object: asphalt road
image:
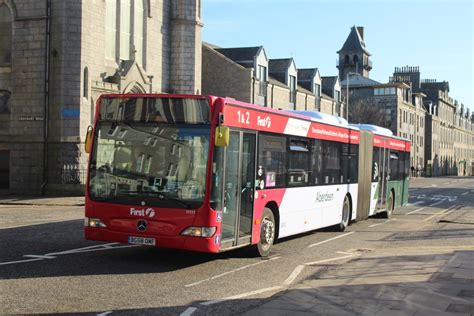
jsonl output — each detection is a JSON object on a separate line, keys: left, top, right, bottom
{"left": 0, "top": 176, "right": 473, "bottom": 315}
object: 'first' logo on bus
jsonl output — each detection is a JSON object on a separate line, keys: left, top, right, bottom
{"left": 130, "top": 207, "right": 156, "bottom": 218}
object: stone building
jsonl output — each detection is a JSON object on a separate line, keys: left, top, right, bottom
{"left": 0, "top": 0, "right": 202, "bottom": 194}
{"left": 391, "top": 66, "right": 474, "bottom": 176}
{"left": 341, "top": 73, "right": 426, "bottom": 169}
{"left": 202, "top": 43, "right": 344, "bottom": 116}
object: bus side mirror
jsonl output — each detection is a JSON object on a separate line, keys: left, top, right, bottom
{"left": 215, "top": 126, "right": 229, "bottom": 147}
{"left": 85, "top": 125, "right": 93, "bottom": 153}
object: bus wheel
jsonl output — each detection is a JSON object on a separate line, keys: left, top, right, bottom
{"left": 382, "top": 191, "right": 394, "bottom": 219}
{"left": 337, "top": 196, "right": 351, "bottom": 232}
{"left": 257, "top": 208, "right": 275, "bottom": 257}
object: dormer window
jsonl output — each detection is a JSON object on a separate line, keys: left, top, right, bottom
{"left": 314, "top": 83, "right": 321, "bottom": 97}
{"left": 257, "top": 65, "right": 267, "bottom": 82}
{"left": 289, "top": 75, "right": 296, "bottom": 103}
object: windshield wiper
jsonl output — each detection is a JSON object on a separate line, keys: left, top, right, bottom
{"left": 125, "top": 191, "right": 192, "bottom": 208}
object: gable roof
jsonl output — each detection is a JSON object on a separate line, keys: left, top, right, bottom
{"left": 337, "top": 26, "right": 371, "bottom": 55}
{"left": 269, "top": 58, "right": 293, "bottom": 73}
{"left": 214, "top": 46, "right": 263, "bottom": 68}
{"left": 340, "top": 73, "right": 380, "bottom": 87}
{"left": 298, "top": 68, "right": 318, "bottom": 81}
{"left": 321, "top": 76, "right": 339, "bottom": 97}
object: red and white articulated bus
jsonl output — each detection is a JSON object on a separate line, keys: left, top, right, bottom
{"left": 84, "top": 94, "right": 410, "bottom": 256}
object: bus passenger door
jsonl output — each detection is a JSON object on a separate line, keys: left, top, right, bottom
{"left": 220, "top": 131, "right": 256, "bottom": 248}
{"left": 377, "top": 141, "right": 389, "bottom": 210}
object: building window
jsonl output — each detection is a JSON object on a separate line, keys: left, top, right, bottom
{"left": 334, "top": 90, "right": 340, "bottom": 102}
{"left": 353, "top": 55, "right": 358, "bottom": 63}
{"left": 314, "top": 83, "right": 321, "bottom": 97}
{"left": 258, "top": 65, "right": 267, "bottom": 82}
{"left": 133, "top": 0, "right": 145, "bottom": 66}
{"left": 83, "top": 67, "right": 89, "bottom": 98}
{"left": 105, "top": 0, "right": 117, "bottom": 61}
{"left": 0, "top": 90, "right": 10, "bottom": 113}
{"left": 344, "top": 55, "right": 349, "bottom": 64}
{"left": 289, "top": 75, "right": 296, "bottom": 103}
{"left": 120, "top": 0, "right": 131, "bottom": 60}
{"left": 106, "top": 0, "right": 146, "bottom": 66}
{"left": 0, "top": 4, "right": 12, "bottom": 65}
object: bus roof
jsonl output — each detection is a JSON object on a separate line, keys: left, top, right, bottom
{"left": 350, "top": 124, "right": 393, "bottom": 136}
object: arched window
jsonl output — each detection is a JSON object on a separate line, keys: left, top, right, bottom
{"left": 353, "top": 55, "right": 359, "bottom": 63}
{"left": 344, "top": 55, "right": 349, "bottom": 64}
{"left": 0, "top": 4, "right": 12, "bottom": 65}
{"left": 83, "top": 67, "right": 89, "bottom": 98}
{"left": 0, "top": 90, "right": 10, "bottom": 113}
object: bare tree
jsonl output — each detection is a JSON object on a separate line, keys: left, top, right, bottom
{"left": 348, "top": 98, "right": 392, "bottom": 128}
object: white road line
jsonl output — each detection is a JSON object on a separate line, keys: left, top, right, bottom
{"left": 335, "top": 251, "right": 354, "bottom": 255}
{"left": 283, "top": 265, "right": 305, "bottom": 286}
{"left": 0, "top": 258, "right": 44, "bottom": 266}
{"left": 305, "top": 254, "right": 356, "bottom": 266}
{"left": 407, "top": 207, "right": 425, "bottom": 215}
{"left": 461, "top": 191, "right": 470, "bottom": 196}
{"left": 200, "top": 286, "right": 283, "bottom": 306}
{"left": 48, "top": 243, "right": 120, "bottom": 255}
{"left": 185, "top": 256, "right": 281, "bottom": 287}
{"left": 23, "top": 254, "right": 56, "bottom": 259}
{"left": 407, "top": 201, "right": 424, "bottom": 206}
{"left": 307, "top": 231, "right": 355, "bottom": 248}
{"left": 443, "top": 182, "right": 450, "bottom": 185}
{"left": 48, "top": 244, "right": 138, "bottom": 256}
{"left": 97, "top": 311, "right": 113, "bottom": 316}
{"left": 423, "top": 184, "right": 437, "bottom": 188}
{"left": 423, "top": 205, "right": 457, "bottom": 222}
{"left": 180, "top": 307, "right": 197, "bottom": 316}
{"left": 428, "top": 201, "right": 443, "bottom": 207}
{"left": 368, "top": 219, "right": 392, "bottom": 228}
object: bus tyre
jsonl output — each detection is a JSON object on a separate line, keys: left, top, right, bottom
{"left": 337, "top": 196, "right": 351, "bottom": 232}
{"left": 383, "top": 191, "right": 394, "bottom": 219}
{"left": 257, "top": 208, "right": 275, "bottom": 257}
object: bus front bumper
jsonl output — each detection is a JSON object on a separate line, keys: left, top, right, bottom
{"left": 84, "top": 227, "right": 220, "bottom": 253}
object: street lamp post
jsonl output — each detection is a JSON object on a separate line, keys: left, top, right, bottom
{"left": 346, "top": 72, "right": 357, "bottom": 121}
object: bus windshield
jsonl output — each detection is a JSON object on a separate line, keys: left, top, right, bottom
{"left": 88, "top": 97, "right": 211, "bottom": 209}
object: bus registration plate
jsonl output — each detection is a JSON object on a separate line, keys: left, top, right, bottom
{"left": 128, "top": 236, "right": 156, "bottom": 246}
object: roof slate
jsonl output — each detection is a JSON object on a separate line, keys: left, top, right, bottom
{"left": 269, "top": 59, "right": 292, "bottom": 73}
{"left": 321, "top": 76, "right": 338, "bottom": 97}
{"left": 214, "top": 46, "right": 262, "bottom": 68}
{"left": 337, "top": 26, "right": 371, "bottom": 55}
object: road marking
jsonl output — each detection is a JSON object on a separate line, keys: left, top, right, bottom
{"left": 23, "top": 254, "right": 56, "bottom": 259}
{"left": 461, "top": 191, "right": 470, "bottom": 196}
{"left": 368, "top": 219, "right": 392, "bottom": 228}
{"left": 423, "top": 184, "right": 437, "bottom": 188}
{"left": 407, "top": 201, "right": 424, "bottom": 206}
{"left": 201, "top": 286, "right": 283, "bottom": 306}
{"left": 443, "top": 182, "right": 451, "bottom": 185}
{"left": 184, "top": 256, "right": 281, "bottom": 287}
{"left": 0, "top": 258, "right": 44, "bottom": 266}
{"left": 305, "top": 254, "right": 356, "bottom": 266}
{"left": 97, "top": 312, "right": 113, "bottom": 316}
{"left": 0, "top": 243, "right": 139, "bottom": 266}
{"left": 423, "top": 205, "right": 457, "bottom": 222}
{"left": 283, "top": 265, "right": 305, "bottom": 286}
{"left": 307, "top": 231, "right": 355, "bottom": 248}
{"left": 180, "top": 307, "right": 197, "bottom": 316}
{"left": 428, "top": 201, "right": 443, "bottom": 207}
{"left": 407, "top": 207, "right": 425, "bottom": 215}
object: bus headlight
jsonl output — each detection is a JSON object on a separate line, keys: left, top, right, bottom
{"left": 85, "top": 217, "right": 107, "bottom": 228}
{"left": 181, "top": 226, "right": 216, "bottom": 238}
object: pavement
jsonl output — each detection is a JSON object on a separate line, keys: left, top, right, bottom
{"left": 243, "top": 247, "right": 474, "bottom": 316}
{"left": 0, "top": 195, "right": 84, "bottom": 206}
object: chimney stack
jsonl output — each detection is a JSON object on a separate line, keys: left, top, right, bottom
{"left": 357, "top": 26, "right": 364, "bottom": 40}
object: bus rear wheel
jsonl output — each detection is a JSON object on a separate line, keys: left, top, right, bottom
{"left": 337, "top": 196, "right": 351, "bottom": 232}
{"left": 382, "top": 191, "right": 394, "bottom": 219}
{"left": 256, "top": 207, "right": 275, "bottom": 257}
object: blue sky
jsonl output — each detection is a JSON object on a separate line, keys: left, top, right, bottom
{"left": 203, "top": 0, "right": 473, "bottom": 111}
